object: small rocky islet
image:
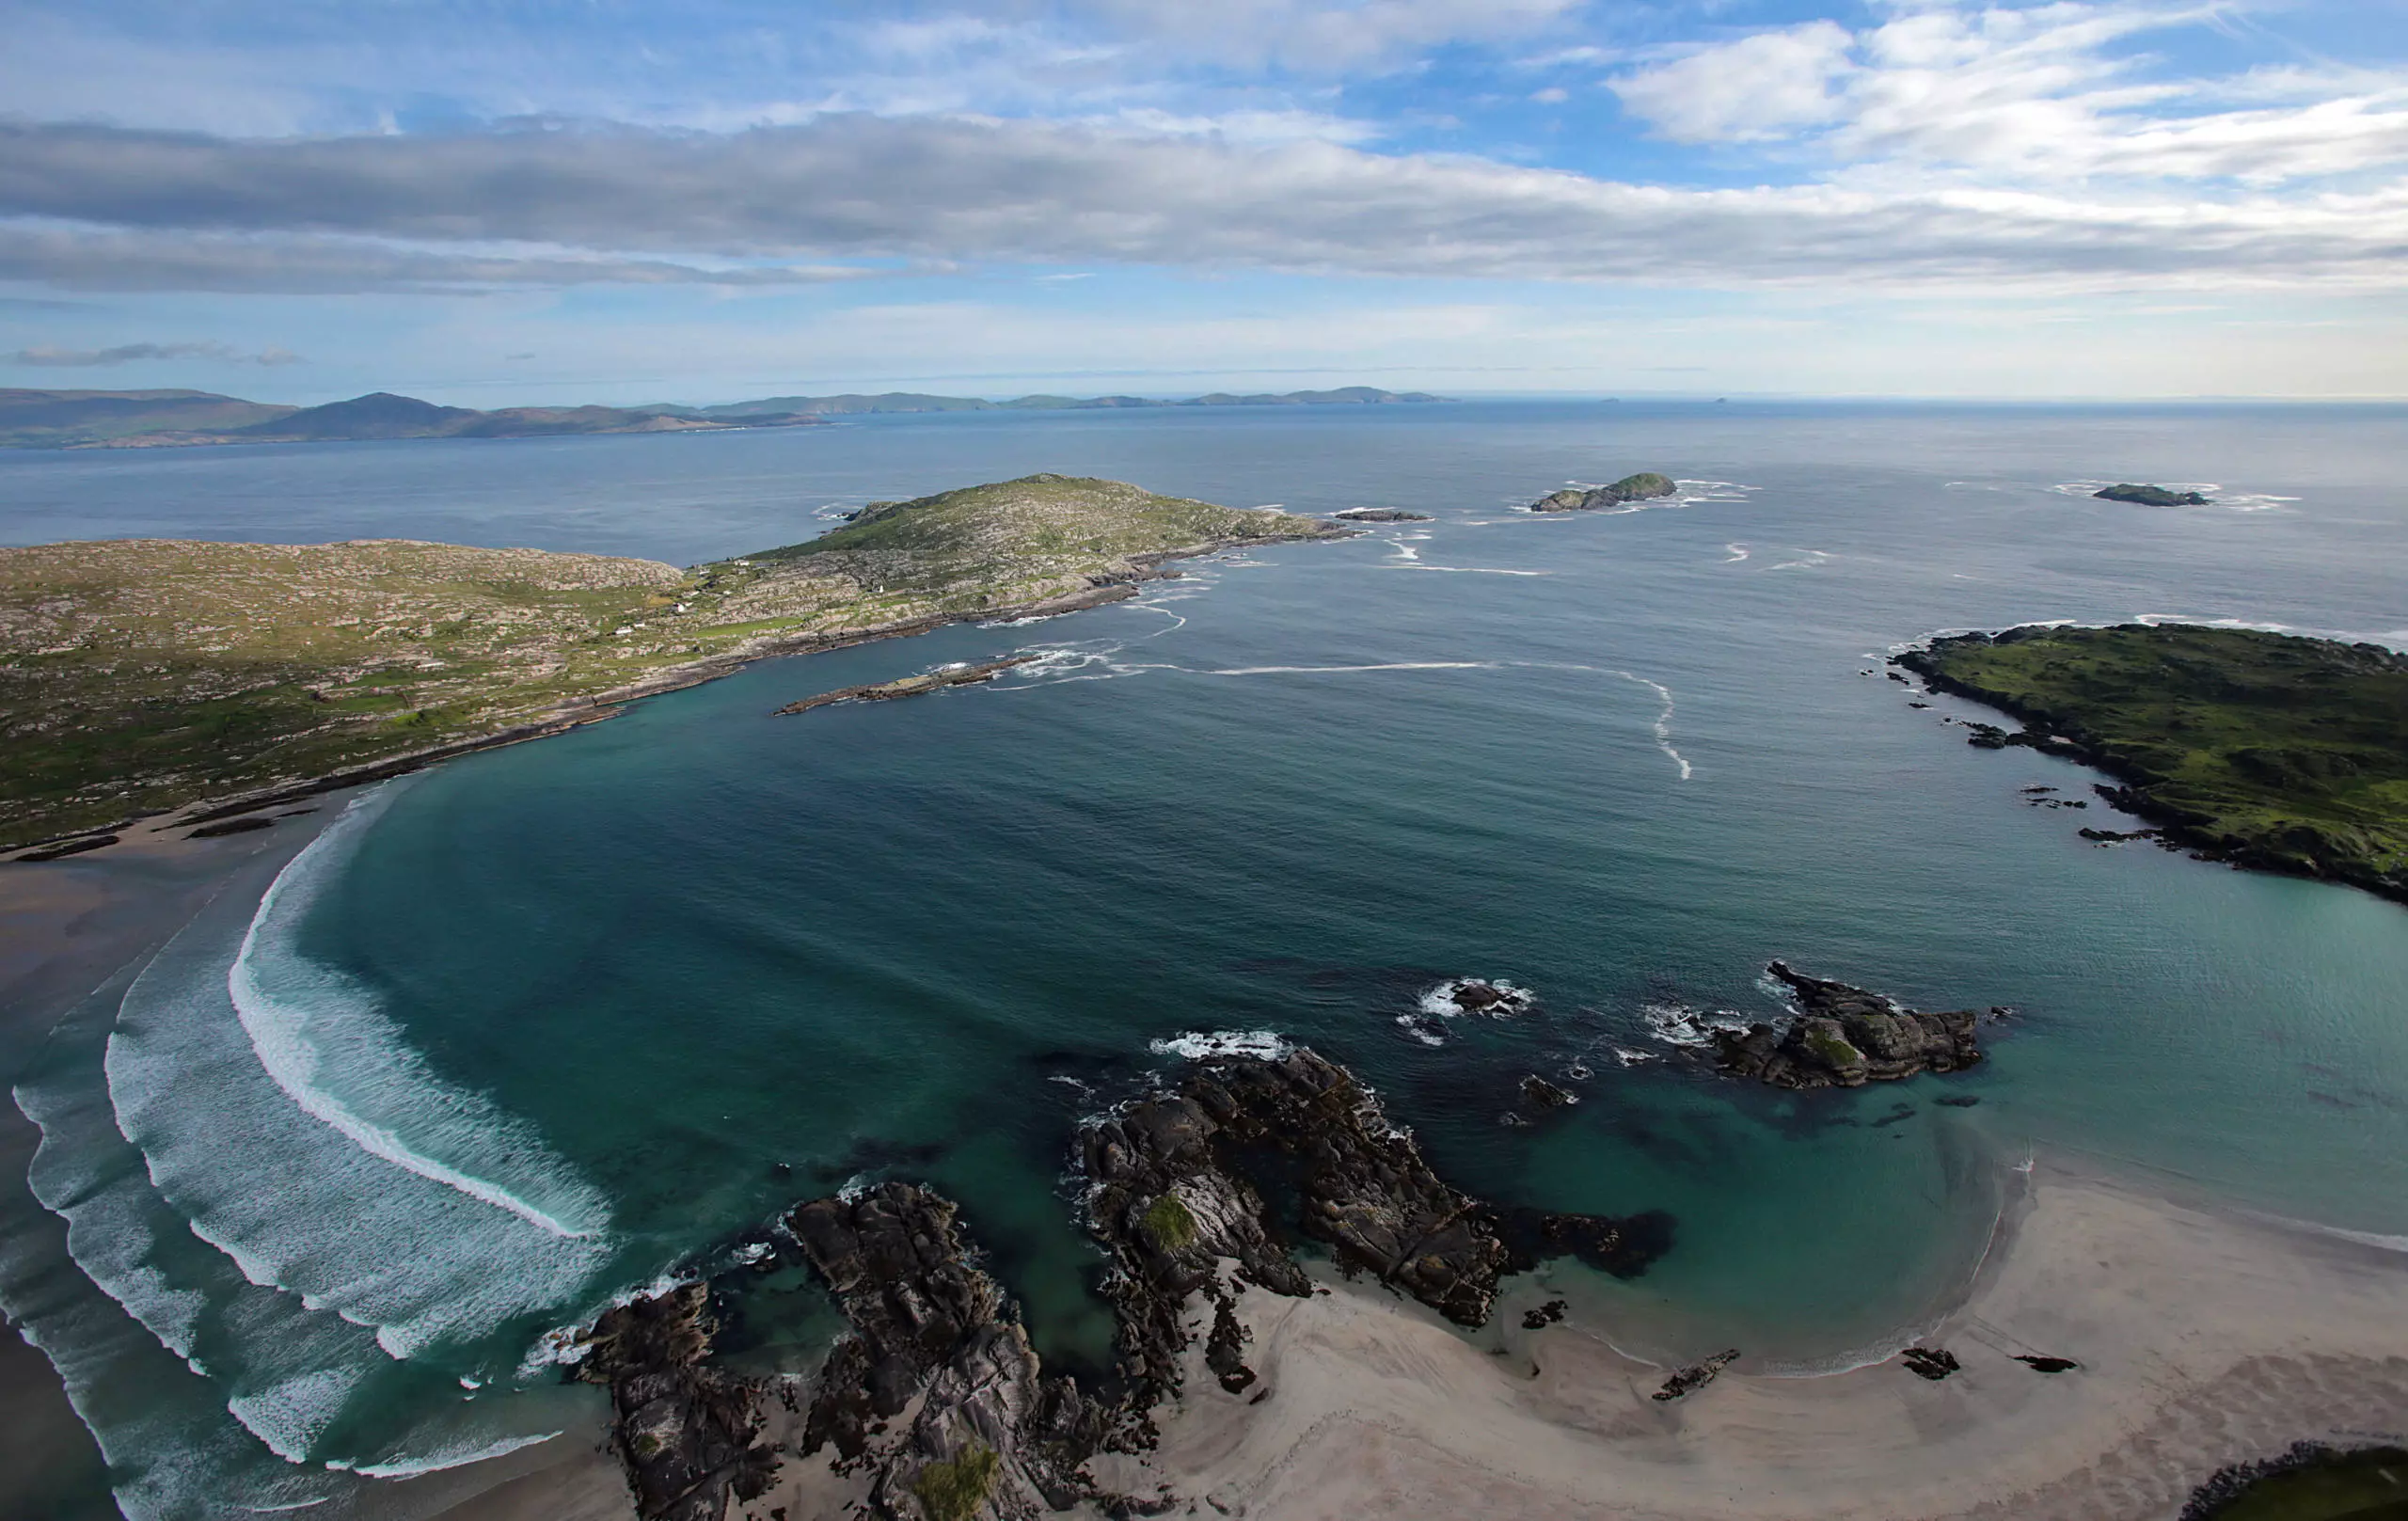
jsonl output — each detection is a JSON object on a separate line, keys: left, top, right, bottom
{"left": 1526, "top": 472, "right": 1678, "bottom": 513}
{"left": 1713, "top": 962, "right": 1998, "bottom": 1088}
{"left": 2094, "top": 483, "right": 2210, "bottom": 506}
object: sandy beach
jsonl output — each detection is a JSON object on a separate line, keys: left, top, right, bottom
{"left": 0, "top": 817, "right": 346, "bottom": 1521}
{"left": 1083, "top": 1164, "right": 2408, "bottom": 1521}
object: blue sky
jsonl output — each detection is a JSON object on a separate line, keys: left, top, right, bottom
{"left": 4, "top": 0, "right": 2406, "bottom": 402}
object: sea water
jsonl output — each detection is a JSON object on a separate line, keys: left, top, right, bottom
{"left": 5, "top": 401, "right": 2408, "bottom": 1516}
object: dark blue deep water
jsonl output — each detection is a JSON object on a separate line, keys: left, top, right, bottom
{"left": 6, "top": 402, "right": 2407, "bottom": 1517}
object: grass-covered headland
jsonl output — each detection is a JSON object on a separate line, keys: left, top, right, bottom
{"left": 1897, "top": 624, "right": 2408, "bottom": 905}
{"left": 0, "top": 474, "right": 1342, "bottom": 850}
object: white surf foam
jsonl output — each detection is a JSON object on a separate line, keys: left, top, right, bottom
{"left": 228, "top": 1367, "right": 368, "bottom": 1463}
{"left": 1149, "top": 1030, "right": 1293, "bottom": 1060}
{"left": 1722, "top": 543, "right": 1751, "bottom": 562}
{"left": 1640, "top": 1003, "right": 1755, "bottom": 1050}
{"left": 106, "top": 784, "right": 615, "bottom": 1362}
{"left": 224, "top": 794, "right": 608, "bottom": 1240}
{"left": 1418, "top": 979, "right": 1535, "bottom": 1019}
{"left": 338, "top": 1429, "right": 562, "bottom": 1479}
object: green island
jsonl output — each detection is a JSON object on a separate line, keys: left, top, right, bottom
{"left": 0, "top": 474, "right": 1342, "bottom": 849}
{"left": 1896, "top": 624, "right": 2408, "bottom": 904}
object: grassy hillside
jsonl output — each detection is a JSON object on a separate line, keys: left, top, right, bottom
{"left": 0, "top": 476, "right": 1340, "bottom": 847}
{"left": 0, "top": 388, "right": 297, "bottom": 447}
{"left": 1897, "top": 625, "right": 2408, "bottom": 903}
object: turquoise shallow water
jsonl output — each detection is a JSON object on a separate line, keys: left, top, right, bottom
{"left": 4, "top": 402, "right": 2407, "bottom": 1517}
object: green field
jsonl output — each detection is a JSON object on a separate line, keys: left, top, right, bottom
{"left": 1898, "top": 624, "right": 2408, "bottom": 904}
{"left": 0, "top": 476, "right": 1339, "bottom": 848}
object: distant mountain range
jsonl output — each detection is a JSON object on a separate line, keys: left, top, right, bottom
{"left": 0, "top": 385, "right": 1447, "bottom": 449}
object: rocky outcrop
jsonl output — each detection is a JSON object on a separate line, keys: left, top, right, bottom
{"left": 1652, "top": 1350, "right": 1740, "bottom": 1402}
{"left": 1080, "top": 1046, "right": 1671, "bottom": 1433}
{"left": 576, "top": 1284, "right": 777, "bottom": 1521}
{"left": 2095, "top": 483, "right": 2209, "bottom": 506}
{"left": 786, "top": 1183, "right": 1104, "bottom": 1517}
{"left": 1901, "top": 1346, "right": 1960, "bottom": 1380}
{"left": 1528, "top": 473, "right": 1677, "bottom": 513}
{"left": 1713, "top": 963, "right": 1994, "bottom": 1088}
{"left": 776, "top": 655, "right": 1040, "bottom": 715}
{"left": 1332, "top": 508, "right": 1434, "bottom": 522}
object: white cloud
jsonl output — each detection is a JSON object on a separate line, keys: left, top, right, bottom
{"left": 1610, "top": 21, "right": 1856, "bottom": 143}
{"left": 1611, "top": 2, "right": 2408, "bottom": 186}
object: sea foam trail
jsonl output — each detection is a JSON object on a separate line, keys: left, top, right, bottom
{"left": 106, "top": 785, "right": 613, "bottom": 1361}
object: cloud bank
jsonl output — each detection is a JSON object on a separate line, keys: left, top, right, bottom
{"left": 5, "top": 340, "right": 302, "bottom": 366}
{"left": 3, "top": 113, "right": 2404, "bottom": 295}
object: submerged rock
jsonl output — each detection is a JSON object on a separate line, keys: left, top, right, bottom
{"left": 775, "top": 654, "right": 1040, "bottom": 715}
{"left": 1528, "top": 473, "right": 1678, "bottom": 513}
{"left": 1712, "top": 962, "right": 1996, "bottom": 1088}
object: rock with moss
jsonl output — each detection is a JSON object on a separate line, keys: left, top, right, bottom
{"left": 1527, "top": 472, "right": 1678, "bottom": 513}
{"left": 1895, "top": 624, "right": 2408, "bottom": 905}
{"left": 784, "top": 1183, "right": 1103, "bottom": 1517}
{"left": 2095, "top": 483, "right": 2210, "bottom": 506}
{"left": 1712, "top": 963, "right": 1994, "bottom": 1089}
{"left": 1080, "top": 1045, "right": 1672, "bottom": 1436}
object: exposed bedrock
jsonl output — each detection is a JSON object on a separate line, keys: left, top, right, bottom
{"left": 1713, "top": 962, "right": 1998, "bottom": 1088}
{"left": 576, "top": 1284, "right": 777, "bottom": 1521}
{"left": 787, "top": 1183, "right": 1106, "bottom": 1517}
{"left": 1080, "top": 1046, "right": 1672, "bottom": 1434}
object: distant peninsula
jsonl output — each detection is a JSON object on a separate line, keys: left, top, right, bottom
{"left": 1896, "top": 624, "right": 2408, "bottom": 904}
{"left": 0, "top": 475, "right": 1346, "bottom": 851}
{"left": 0, "top": 385, "right": 1447, "bottom": 450}
{"left": 2095, "top": 483, "right": 2210, "bottom": 506}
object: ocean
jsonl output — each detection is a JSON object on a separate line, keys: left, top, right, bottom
{"left": 5, "top": 400, "right": 2407, "bottom": 1518}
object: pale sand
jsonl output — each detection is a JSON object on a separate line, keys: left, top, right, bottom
{"left": 1087, "top": 1165, "right": 2408, "bottom": 1521}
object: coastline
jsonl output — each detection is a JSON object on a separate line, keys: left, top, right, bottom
{"left": 1085, "top": 1158, "right": 2408, "bottom": 1521}
{"left": 4, "top": 528, "right": 1333, "bottom": 860}
{"left": 9, "top": 830, "right": 2408, "bottom": 1519}
{"left": 0, "top": 820, "right": 353, "bottom": 1521}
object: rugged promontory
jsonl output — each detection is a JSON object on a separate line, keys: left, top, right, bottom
{"left": 1713, "top": 963, "right": 1993, "bottom": 1087}
{"left": 1895, "top": 624, "right": 2408, "bottom": 904}
{"left": 573, "top": 1043, "right": 1674, "bottom": 1517}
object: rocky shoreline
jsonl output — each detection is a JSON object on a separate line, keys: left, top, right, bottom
{"left": 1713, "top": 962, "right": 1995, "bottom": 1088}
{"left": 4, "top": 531, "right": 1319, "bottom": 864}
{"left": 775, "top": 655, "right": 1042, "bottom": 714}
{"left": 1893, "top": 629, "right": 2408, "bottom": 906}
{"left": 572, "top": 1044, "right": 1674, "bottom": 1518}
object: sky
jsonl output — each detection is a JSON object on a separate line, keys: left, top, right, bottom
{"left": 3, "top": 0, "right": 2407, "bottom": 403}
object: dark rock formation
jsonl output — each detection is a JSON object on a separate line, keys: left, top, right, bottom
{"left": 2015, "top": 1354, "right": 2079, "bottom": 1372}
{"left": 1901, "top": 1346, "right": 1960, "bottom": 1381}
{"left": 2080, "top": 826, "right": 2159, "bottom": 844}
{"left": 1429, "top": 978, "right": 1530, "bottom": 1015}
{"left": 786, "top": 1183, "right": 1103, "bottom": 1516}
{"left": 1521, "top": 1300, "right": 1568, "bottom": 1331}
{"left": 1712, "top": 963, "right": 1995, "bottom": 1088}
{"left": 777, "top": 655, "right": 1039, "bottom": 715}
{"left": 1332, "top": 508, "right": 1434, "bottom": 522}
{"left": 1652, "top": 1350, "right": 1740, "bottom": 1402}
{"left": 1528, "top": 473, "right": 1678, "bottom": 514}
{"left": 1520, "top": 1075, "right": 1576, "bottom": 1110}
{"left": 2096, "top": 483, "right": 2210, "bottom": 507}
{"left": 576, "top": 1284, "right": 776, "bottom": 1521}
{"left": 1079, "top": 1046, "right": 1671, "bottom": 1431}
